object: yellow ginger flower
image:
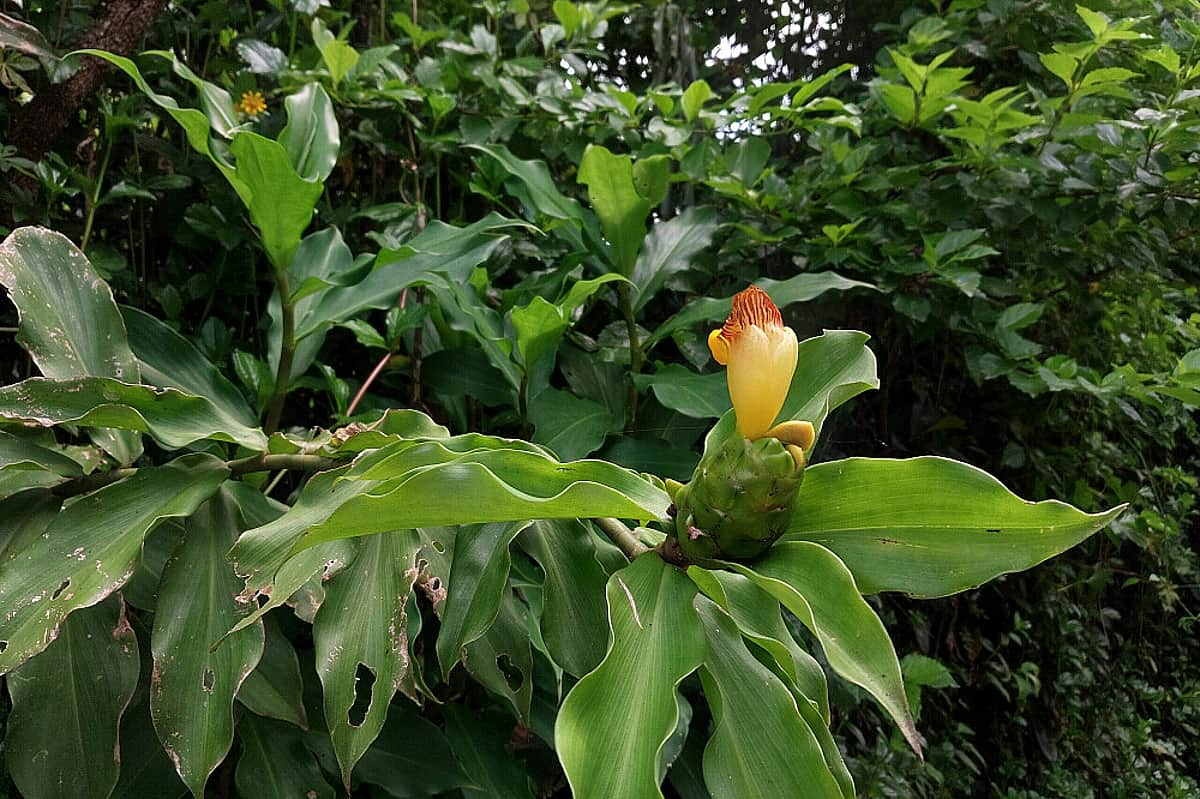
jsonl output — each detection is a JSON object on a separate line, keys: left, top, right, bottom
{"left": 708, "top": 286, "right": 814, "bottom": 451}
{"left": 235, "top": 90, "right": 268, "bottom": 118}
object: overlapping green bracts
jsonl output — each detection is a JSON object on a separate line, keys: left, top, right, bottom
{"left": 674, "top": 424, "right": 805, "bottom": 561}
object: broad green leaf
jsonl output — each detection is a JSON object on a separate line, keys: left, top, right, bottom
{"left": 0, "top": 227, "right": 141, "bottom": 462}
{"left": 724, "top": 136, "right": 771, "bottom": 185}
{"left": 226, "top": 465, "right": 370, "bottom": 595}
{"left": 728, "top": 542, "right": 920, "bottom": 754}
{"left": 629, "top": 206, "right": 718, "bottom": 311}
{"left": 313, "top": 529, "right": 423, "bottom": 787}
{"left": 229, "top": 132, "right": 323, "bottom": 269}
{"left": 779, "top": 330, "right": 879, "bottom": 437}
{"left": 0, "top": 430, "right": 83, "bottom": 477}
{"left": 556, "top": 554, "right": 705, "bottom": 799}
{"left": 682, "top": 79, "right": 714, "bottom": 122}
{"left": 577, "top": 144, "right": 651, "bottom": 275}
{"left": 302, "top": 214, "right": 523, "bottom": 337}
{"left": 646, "top": 272, "right": 875, "bottom": 347}
{"left": 234, "top": 714, "right": 334, "bottom": 799}
{"left": 528, "top": 388, "right": 613, "bottom": 460}
{"left": 0, "top": 452, "right": 228, "bottom": 673}
{"left": 461, "top": 589, "right": 534, "bottom": 721}
{"left": 111, "top": 692, "right": 188, "bottom": 799}
{"left": 444, "top": 706, "right": 535, "bottom": 799}
{"left": 694, "top": 597, "right": 845, "bottom": 799}
{"left": 355, "top": 702, "right": 472, "bottom": 798}
{"left": 632, "top": 154, "right": 671, "bottom": 206}
{"left": 468, "top": 144, "right": 587, "bottom": 224}
{"left": 5, "top": 596, "right": 140, "bottom": 799}
{"left": 437, "top": 521, "right": 531, "bottom": 678}
{"left": 278, "top": 83, "right": 339, "bottom": 183}
{"left": 518, "top": 519, "right": 611, "bottom": 676}
{"left": 0, "top": 489, "right": 61, "bottom": 564}
{"left": 511, "top": 295, "right": 570, "bottom": 395}
{"left": 237, "top": 616, "right": 309, "bottom": 729}
{"left": 74, "top": 50, "right": 243, "bottom": 193}
{"left": 151, "top": 488, "right": 265, "bottom": 798}
{"left": 291, "top": 444, "right": 671, "bottom": 553}
{"left": 0, "top": 376, "right": 268, "bottom": 450}
{"left": 687, "top": 568, "right": 829, "bottom": 723}
{"left": 121, "top": 306, "right": 257, "bottom": 427}
{"left": 312, "top": 19, "right": 359, "bottom": 84}
{"left": 784, "top": 456, "right": 1125, "bottom": 597}
{"left": 635, "top": 364, "right": 730, "bottom": 419}
{"left": 268, "top": 227, "right": 357, "bottom": 380}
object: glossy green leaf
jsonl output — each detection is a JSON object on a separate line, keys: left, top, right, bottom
{"left": 682, "top": 79, "right": 714, "bottom": 121}
{"left": 288, "top": 442, "right": 670, "bottom": 553}
{"left": 645, "top": 271, "right": 876, "bottom": 347}
{"left": 5, "top": 596, "right": 140, "bottom": 799}
{"left": 269, "top": 228, "right": 357, "bottom": 381}
{"left": 312, "top": 529, "right": 423, "bottom": 787}
{"left": 629, "top": 206, "right": 718, "bottom": 311}
{"left": 437, "top": 521, "right": 530, "bottom": 678}
{"left": 634, "top": 364, "right": 729, "bottom": 419}
{"left": 121, "top": 306, "right": 257, "bottom": 428}
{"left": 229, "top": 132, "right": 323, "bottom": 269}
{"left": 151, "top": 488, "right": 265, "bottom": 798}
{"left": 0, "top": 487, "right": 61, "bottom": 563}
{"left": 0, "top": 452, "right": 228, "bottom": 673}
{"left": 0, "top": 430, "right": 83, "bottom": 477}
{"left": 0, "top": 376, "right": 268, "bottom": 450}
{"left": 528, "top": 388, "right": 614, "bottom": 460}
{"left": 301, "top": 214, "right": 523, "bottom": 337}
{"left": 728, "top": 542, "right": 920, "bottom": 754}
{"left": 577, "top": 144, "right": 651, "bottom": 275}
{"left": 779, "top": 330, "right": 878, "bottom": 435}
{"left": 556, "top": 554, "right": 705, "bottom": 799}
{"left": 444, "top": 706, "right": 535, "bottom": 799}
{"left": 237, "top": 616, "right": 309, "bottom": 729}
{"left": 694, "top": 597, "right": 845, "bottom": 799}
{"left": 0, "top": 227, "right": 141, "bottom": 462}
{"left": 226, "top": 465, "right": 374, "bottom": 599}
{"left": 354, "top": 702, "right": 472, "bottom": 798}
{"left": 687, "top": 567, "right": 829, "bottom": 723}
{"left": 518, "top": 519, "right": 611, "bottom": 676}
{"left": 111, "top": 691, "right": 188, "bottom": 799}
{"left": 278, "top": 83, "right": 340, "bottom": 183}
{"left": 233, "top": 714, "right": 334, "bottom": 799}
{"left": 468, "top": 144, "right": 588, "bottom": 224}
{"left": 785, "top": 456, "right": 1125, "bottom": 597}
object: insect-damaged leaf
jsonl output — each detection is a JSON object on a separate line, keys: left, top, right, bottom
{"left": 0, "top": 453, "right": 229, "bottom": 674}
{"left": 150, "top": 488, "right": 264, "bottom": 798}
{"left": 312, "top": 528, "right": 424, "bottom": 789}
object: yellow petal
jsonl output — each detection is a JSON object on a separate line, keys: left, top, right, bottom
{"left": 727, "top": 323, "right": 797, "bottom": 439}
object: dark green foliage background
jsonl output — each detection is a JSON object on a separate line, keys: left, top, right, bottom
{"left": 1, "top": 0, "right": 1197, "bottom": 796}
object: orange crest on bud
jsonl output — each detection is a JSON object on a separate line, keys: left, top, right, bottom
{"left": 708, "top": 285, "right": 784, "bottom": 365}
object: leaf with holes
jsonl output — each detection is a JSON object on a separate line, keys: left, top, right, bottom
{"left": 0, "top": 452, "right": 228, "bottom": 674}
{"left": 5, "top": 596, "right": 140, "bottom": 799}
{"left": 517, "top": 519, "right": 612, "bottom": 676}
{"left": 312, "top": 528, "right": 424, "bottom": 788}
{"left": 0, "top": 226, "right": 142, "bottom": 462}
{"left": 556, "top": 554, "right": 705, "bottom": 799}
{"left": 461, "top": 589, "right": 534, "bottom": 722}
{"left": 436, "top": 521, "right": 530, "bottom": 679}
{"left": 150, "top": 488, "right": 265, "bottom": 798}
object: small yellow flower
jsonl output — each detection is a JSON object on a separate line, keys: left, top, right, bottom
{"left": 235, "top": 90, "right": 268, "bottom": 118}
{"left": 709, "top": 286, "right": 813, "bottom": 450}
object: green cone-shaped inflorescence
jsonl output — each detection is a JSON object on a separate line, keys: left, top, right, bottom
{"left": 673, "top": 427, "right": 806, "bottom": 561}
